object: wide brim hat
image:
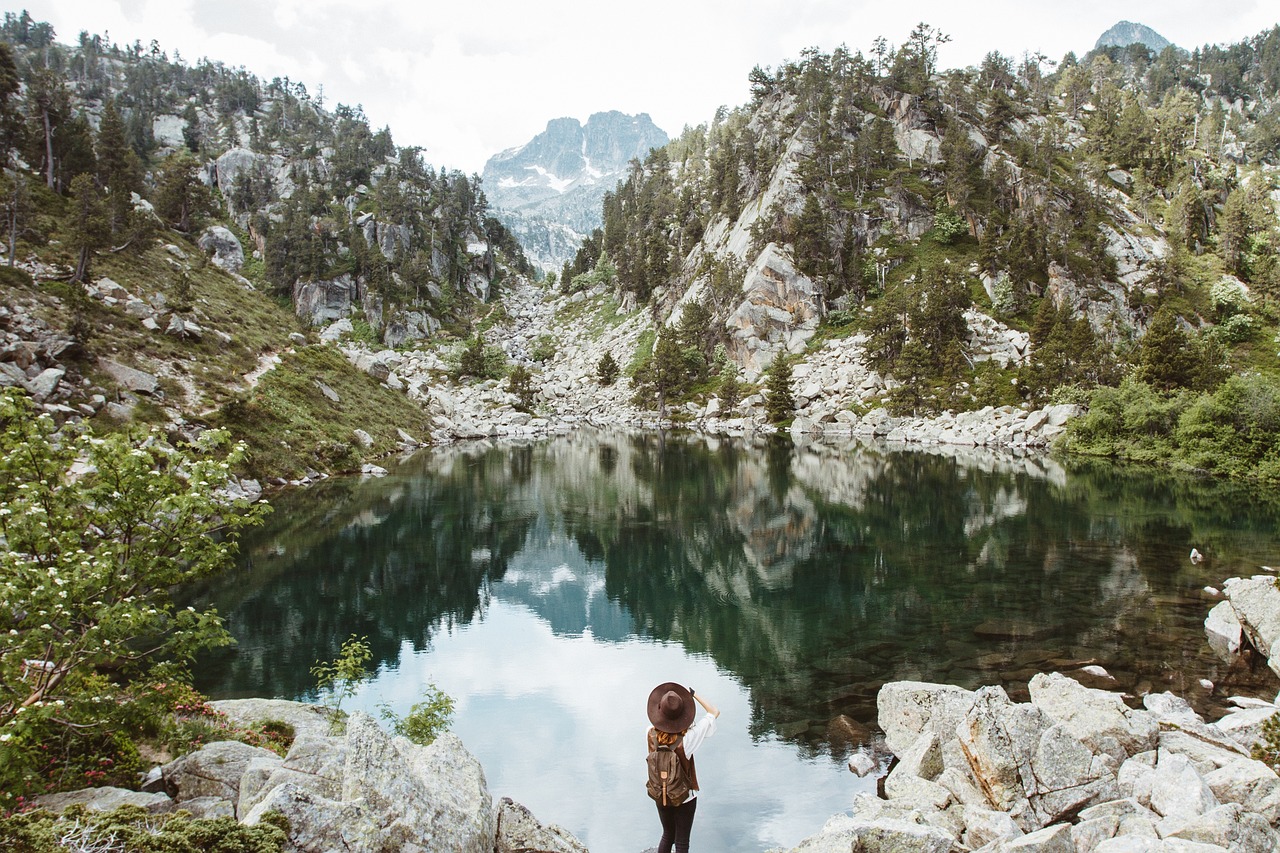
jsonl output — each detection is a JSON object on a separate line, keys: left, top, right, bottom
{"left": 647, "top": 682, "right": 695, "bottom": 733}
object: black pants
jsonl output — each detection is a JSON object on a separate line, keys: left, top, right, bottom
{"left": 656, "top": 796, "right": 698, "bottom": 853}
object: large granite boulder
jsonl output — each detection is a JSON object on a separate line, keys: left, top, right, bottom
{"left": 789, "top": 813, "right": 954, "bottom": 853}
{"left": 877, "top": 681, "right": 978, "bottom": 756}
{"left": 161, "top": 740, "right": 282, "bottom": 804}
{"left": 238, "top": 734, "right": 346, "bottom": 818}
{"left": 293, "top": 274, "right": 358, "bottom": 326}
{"left": 209, "top": 698, "right": 334, "bottom": 741}
{"left": 340, "top": 713, "right": 495, "bottom": 853}
{"left": 198, "top": 225, "right": 245, "bottom": 273}
{"left": 242, "top": 782, "right": 384, "bottom": 850}
{"left": 1205, "top": 599, "right": 1245, "bottom": 660}
{"left": 35, "top": 786, "right": 175, "bottom": 815}
{"left": 1221, "top": 576, "right": 1280, "bottom": 677}
{"left": 99, "top": 358, "right": 159, "bottom": 395}
{"left": 1028, "top": 672, "right": 1158, "bottom": 764}
{"left": 957, "top": 686, "right": 1119, "bottom": 831}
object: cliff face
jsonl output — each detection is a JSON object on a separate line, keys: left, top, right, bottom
{"left": 482, "top": 111, "right": 669, "bottom": 272}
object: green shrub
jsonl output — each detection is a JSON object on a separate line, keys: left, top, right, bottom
{"left": 310, "top": 635, "right": 372, "bottom": 733}
{"left": 1253, "top": 711, "right": 1280, "bottom": 772}
{"left": 379, "top": 684, "right": 455, "bottom": 747}
{"left": 0, "top": 805, "right": 289, "bottom": 852}
{"left": 530, "top": 335, "right": 557, "bottom": 362}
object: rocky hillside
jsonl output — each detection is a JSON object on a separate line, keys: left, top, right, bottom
{"left": 0, "top": 13, "right": 531, "bottom": 478}
{"left": 482, "top": 111, "right": 668, "bottom": 273}
{"left": 541, "top": 22, "right": 1280, "bottom": 479}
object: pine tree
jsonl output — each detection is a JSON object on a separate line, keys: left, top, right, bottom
{"left": 66, "top": 173, "right": 108, "bottom": 284}
{"left": 507, "top": 364, "right": 536, "bottom": 413}
{"left": 717, "top": 363, "right": 742, "bottom": 412}
{"left": 596, "top": 351, "right": 619, "bottom": 386}
{"left": 763, "top": 356, "right": 795, "bottom": 424}
{"left": 96, "top": 101, "right": 138, "bottom": 237}
{"left": 153, "top": 153, "right": 214, "bottom": 233}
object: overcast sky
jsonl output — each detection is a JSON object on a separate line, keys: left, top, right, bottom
{"left": 17, "top": 1, "right": 1280, "bottom": 175}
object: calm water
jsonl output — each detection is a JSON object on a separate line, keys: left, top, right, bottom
{"left": 190, "top": 430, "right": 1280, "bottom": 853}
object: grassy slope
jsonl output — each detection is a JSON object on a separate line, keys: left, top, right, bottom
{"left": 5, "top": 223, "right": 436, "bottom": 480}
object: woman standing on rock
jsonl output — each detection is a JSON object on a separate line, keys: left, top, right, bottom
{"left": 646, "top": 682, "right": 719, "bottom": 853}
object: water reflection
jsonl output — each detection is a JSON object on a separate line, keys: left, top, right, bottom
{"left": 190, "top": 430, "right": 1280, "bottom": 850}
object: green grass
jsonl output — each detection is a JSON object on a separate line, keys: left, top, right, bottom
{"left": 213, "top": 344, "right": 434, "bottom": 478}
{"left": 554, "top": 292, "right": 631, "bottom": 338}
{"left": 82, "top": 237, "right": 304, "bottom": 413}
{"left": 627, "top": 328, "right": 657, "bottom": 377}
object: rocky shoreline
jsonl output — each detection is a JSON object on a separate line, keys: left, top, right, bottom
{"left": 32, "top": 576, "right": 1280, "bottom": 853}
{"left": 32, "top": 679, "right": 1280, "bottom": 853}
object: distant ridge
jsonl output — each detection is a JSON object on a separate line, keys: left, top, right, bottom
{"left": 1095, "top": 21, "right": 1174, "bottom": 53}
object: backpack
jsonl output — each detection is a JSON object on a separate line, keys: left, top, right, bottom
{"left": 646, "top": 735, "right": 691, "bottom": 806}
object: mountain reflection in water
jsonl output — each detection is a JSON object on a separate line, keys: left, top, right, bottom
{"left": 190, "top": 430, "right": 1280, "bottom": 852}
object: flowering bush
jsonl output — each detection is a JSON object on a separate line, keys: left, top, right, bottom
{"left": 0, "top": 390, "right": 270, "bottom": 805}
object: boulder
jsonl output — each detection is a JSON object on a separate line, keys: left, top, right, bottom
{"left": 877, "top": 681, "right": 978, "bottom": 756}
{"left": 341, "top": 713, "right": 494, "bottom": 853}
{"left": 1213, "top": 705, "right": 1276, "bottom": 753}
{"left": 1077, "top": 797, "right": 1161, "bottom": 840}
{"left": 789, "top": 813, "right": 954, "bottom": 853}
{"left": 1222, "top": 575, "right": 1280, "bottom": 676}
{"left": 1028, "top": 672, "right": 1158, "bottom": 763}
{"left": 1147, "top": 753, "right": 1218, "bottom": 819}
{"left": 294, "top": 274, "right": 358, "bottom": 326}
{"left": 174, "top": 796, "right": 235, "bottom": 819}
{"left": 962, "top": 805, "right": 1023, "bottom": 848}
{"left": 1002, "top": 823, "right": 1074, "bottom": 852}
{"left": 1202, "top": 756, "right": 1280, "bottom": 823}
{"left": 198, "top": 225, "right": 245, "bottom": 272}
{"left": 239, "top": 734, "right": 347, "bottom": 818}
{"left": 493, "top": 797, "right": 588, "bottom": 853}
{"left": 1204, "top": 600, "right": 1244, "bottom": 660}
{"left": 35, "top": 786, "right": 175, "bottom": 815}
{"left": 208, "top": 698, "right": 334, "bottom": 741}
{"left": 161, "top": 740, "right": 283, "bottom": 803}
{"left": 24, "top": 367, "right": 64, "bottom": 402}
{"left": 242, "top": 782, "right": 383, "bottom": 851}
{"left": 1160, "top": 802, "right": 1278, "bottom": 850}
{"left": 100, "top": 358, "right": 159, "bottom": 395}
{"left": 320, "top": 318, "right": 354, "bottom": 343}
{"left": 956, "top": 686, "right": 1118, "bottom": 831}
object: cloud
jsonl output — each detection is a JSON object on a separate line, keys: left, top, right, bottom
{"left": 19, "top": 0, "right": 1280, "bottom": 174}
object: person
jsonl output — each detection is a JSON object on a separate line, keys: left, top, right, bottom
{"left": 646, "top": 682, "right": 720, "bottom": 853}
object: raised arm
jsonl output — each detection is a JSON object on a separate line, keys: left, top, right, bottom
{"left": 691, "top": 689, "right": 720, "bottom": 719}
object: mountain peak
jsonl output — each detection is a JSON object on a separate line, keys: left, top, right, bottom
{"left": 482, "top": 112, "right": 668, "bottom": 272}
{"left": 1095, "top": 21, "right": 1174, "bottom": 53}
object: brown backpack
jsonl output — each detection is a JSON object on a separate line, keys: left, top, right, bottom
{"left": 646, "top": 733, "right": 691, "bottom": 806}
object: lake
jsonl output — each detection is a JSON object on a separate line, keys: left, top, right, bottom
{"left": 190, "top": 429, "right": 1280, "bottom": 852}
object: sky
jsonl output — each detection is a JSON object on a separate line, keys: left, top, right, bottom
{"left": 16, "top": 1, "right": 1280, "bottom": 175}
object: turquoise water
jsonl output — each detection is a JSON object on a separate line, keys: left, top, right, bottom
{"left": 191, "top": 430, "right": 1280, "bottom": 852}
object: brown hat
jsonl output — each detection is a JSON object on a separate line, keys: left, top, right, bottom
{"left": 647, "top": 682, "right": 695, "bottom": 733}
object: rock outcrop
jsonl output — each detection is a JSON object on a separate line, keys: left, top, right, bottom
{"left": 39, "top": 704, "right": 583, "bottom": 853}
{"left": 787, "top": 677, "right": 1280, "bottom": 852}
